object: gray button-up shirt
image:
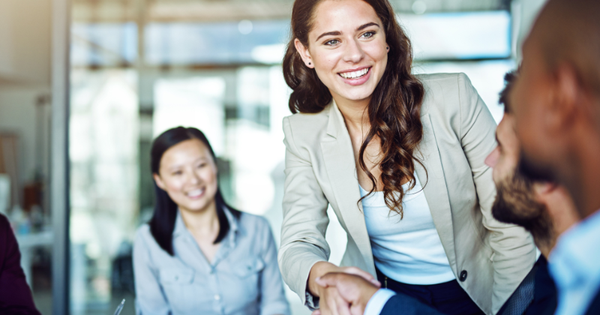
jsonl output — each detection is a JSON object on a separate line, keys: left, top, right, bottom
{"left": 133, "top": 208, "right": 290, "bottom": 315}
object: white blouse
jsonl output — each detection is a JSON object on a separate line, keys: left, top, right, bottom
{"left": 360, "top": 175, "right": 455, "bottom": 285}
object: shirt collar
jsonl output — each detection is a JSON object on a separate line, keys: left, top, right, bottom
{"left": 173, "top": 207, "right": 240, "bottom": 248}
{"left": 549, "top": 209, "right": 600, "bottom": 288}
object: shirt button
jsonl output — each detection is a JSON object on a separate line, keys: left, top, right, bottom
{"left": 214, "top": 294, "right": 221, "bottom": 301}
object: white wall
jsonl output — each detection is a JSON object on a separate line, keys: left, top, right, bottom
{"left": 513, "top": 0, "right": 549, "bottom": 62}
{"left": 0, "top": 0, "right": 52, "bottom": 204}
{"left": 0, "top": 0, "right": 52, "bottom": 85}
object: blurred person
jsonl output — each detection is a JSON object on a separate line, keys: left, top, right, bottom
{"left": 508, "top": 0, "right": 600, "bottom": 314}
{"left": 0, "top": 213, "right": 41, "bottom": 315}
{"left": 278, "top": 0, "right": 536, "bottom": 314}
{"left": 133, "top": 127, "right": 290, "bottom": 315}
{"left": 486, "top": 72, "right": 578, "bottom": 315}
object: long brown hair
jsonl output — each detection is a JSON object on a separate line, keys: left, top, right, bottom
{"left": 283, "top": 0, "right": 426, "bottom": 217}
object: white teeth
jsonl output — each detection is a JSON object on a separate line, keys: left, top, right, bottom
{"left": 339, "top": 68, "right": 369, "bottom": 79}
{"left": 187, "top": 189, "right": 204, "bottom": 197}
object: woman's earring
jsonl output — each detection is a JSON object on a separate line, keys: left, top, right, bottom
{"left": 386, "top": 46, "right": 389, "bottom": 51}
{"left": 308, "top": 62, "right": 312, "bottom": 66}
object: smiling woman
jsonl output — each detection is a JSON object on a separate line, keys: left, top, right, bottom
{"left": 133, "top": 127, "right": 290, "bottom": 315}
{"left": 278, "top": 0, "right": 537, "bottom": 314}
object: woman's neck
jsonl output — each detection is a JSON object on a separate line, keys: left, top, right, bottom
{"left": 179, "top": 202, "right": 220, "bottom": 237}
{"left": 334, "top": 96, "right": 371, "bottom": 130}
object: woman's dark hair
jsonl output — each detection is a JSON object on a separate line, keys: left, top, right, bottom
{"left": 149, "top": 126, "right": 241, "bottom": 256}
{"left": 283, "top": 0, "right": 426, "bottom": 217}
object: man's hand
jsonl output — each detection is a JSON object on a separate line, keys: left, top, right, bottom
{"left": 308, "top": 263, "right": 380, "bottom": 315}
{"left": 312, "top": 272, "right": 381, "bottom": 315}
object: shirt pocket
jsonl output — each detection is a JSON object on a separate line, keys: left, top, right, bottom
{"left": 232, "top": 258, "right": 265, "bottom": 302}
{"left": 159, "top": 268, "right": 198, "bottom": 313}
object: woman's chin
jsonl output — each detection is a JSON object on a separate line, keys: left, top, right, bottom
{"left": 178, "top": 200, "right": 212, "bottom": 213}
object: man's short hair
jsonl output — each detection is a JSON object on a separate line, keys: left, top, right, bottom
{"left": 500, "top": 71, "right": 517, "bottom": 114}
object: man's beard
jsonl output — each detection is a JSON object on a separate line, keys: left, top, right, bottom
{"left": 518, "top": 150, "right": 556, "bottom": 183}
{"left": 492, "top": 170, "right": 553, "bottom": 247}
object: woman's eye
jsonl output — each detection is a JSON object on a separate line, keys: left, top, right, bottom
{"left": 361, "top": 31, "right": 375, "bottom": 38}
{"left": 324, "top": 39, "right": 340, "bottom": 46}
{"left": 197, "top": 163, "right": 206, "bottom": 168}
{"left": 172, "top": 171, "right": 182, "bottom": 176}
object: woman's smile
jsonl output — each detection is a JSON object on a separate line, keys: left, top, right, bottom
{"left": 185, "top": 187, "right": 206, "bottom": 199}
{"left": 338, "top": 66, "right": 372, "bottom": 86}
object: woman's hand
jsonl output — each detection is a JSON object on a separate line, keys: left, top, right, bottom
{"left": 308, "top": 262, "right": 380, "bottom": 315}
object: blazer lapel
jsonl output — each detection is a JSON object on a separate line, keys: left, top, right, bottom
{"left": 320, "top": 102, "right": 375, "bottom": 273}
{"left": 415, "top": 114, "right": 457, "bottom": 271}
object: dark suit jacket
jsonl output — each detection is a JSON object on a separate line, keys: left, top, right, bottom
{"left": 380, "top": 293, "right": 442, "bottom": 315}
{"left": 0, "top": 214, "right": 40, "bottom": 314}
{"left": 523, "top": 256, "right": 556, "bottom": 315}
{"left": 585, "top": 289, "right": 600, "bottom": 315}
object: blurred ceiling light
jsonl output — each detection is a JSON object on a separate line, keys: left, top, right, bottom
{"left": 251, "top": 44, "right": 285, "bottom": 64}
{"left": 238, "top": 20, "right": 253, "bottom": 35}
{"left": 412, "top": 1, "right": 427, "bottom": 15}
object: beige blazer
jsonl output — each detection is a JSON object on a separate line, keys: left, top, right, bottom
{"left": 278, "top": 73, "right": 536, "bottom": 314}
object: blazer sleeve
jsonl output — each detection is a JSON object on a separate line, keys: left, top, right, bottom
{"left": 258, "top": 219, "right": 291, "bottom": 315}
{"left": 457, "top": 73, "right": 536, "bottom": 313}
{"left": 0, "top": 214, "right": 41, "bottom": 315}
{"left": 278, "top": 116, "right": 331, "bottom": 310}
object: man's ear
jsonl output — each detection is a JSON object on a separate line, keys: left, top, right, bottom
{"left": 153, "top": 173, "right": 166, "bottom": 191}
{"left": 294, "top": 38, "right": 314, "bottom": 69}
{"left": 549, "top": 63, "right": 580, "bottom": 130}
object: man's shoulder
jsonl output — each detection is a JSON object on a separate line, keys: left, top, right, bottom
{"left": 0, "top": 213, "right": 15, "bottom": 260}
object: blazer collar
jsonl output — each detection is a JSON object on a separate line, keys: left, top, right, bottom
{"left": 326, "top": 100, "right": 346, "bottom": 139}
{"left": 322, "top": 99, "right": 456, "bottom": 274}
{"left": 321, "top": 100, "right": 376, "bottom": 274}
{"left": 414, "top": 114, "right": 457, "bottom": 270}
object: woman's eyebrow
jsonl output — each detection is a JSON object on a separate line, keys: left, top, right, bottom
{"left": 357, "top": 22, "right": 380, "bottom": 31}
{"left": 315, "top": 22, "right": 380, "bottom": 42}
{"left": 316, "top": 30, "right": 341, "bottom": 42}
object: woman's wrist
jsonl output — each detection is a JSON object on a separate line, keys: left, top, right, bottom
{"left": 308, "top": 261, "right": 340, "bottom": 297}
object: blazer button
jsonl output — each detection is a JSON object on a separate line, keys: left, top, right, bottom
{"left": 459, "top": 270, "right": 468, "bottom": 282}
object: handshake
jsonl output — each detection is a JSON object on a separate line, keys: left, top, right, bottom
{"left": 310, "top": 266, "right": 382, "bottom": 315}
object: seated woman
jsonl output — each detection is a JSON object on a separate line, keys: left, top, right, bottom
{"left": 133, "top": 127, "right": 290, "bottom": 315}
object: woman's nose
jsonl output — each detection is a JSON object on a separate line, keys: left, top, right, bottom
{"left": 343, "top": 39, "right": 364, "bottom": 63}
{"left": 188, "top": 171, "right": 201, "bottom": 185}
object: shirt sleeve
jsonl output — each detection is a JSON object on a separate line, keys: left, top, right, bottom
{"left": 133, "top": 227, "right": 171, "bottom": 315}
{"left": 364, "top": 289, "right": 396, "bottom": 315}
{"left": 258, "top": 219, "right": 291, "bottom": 315}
